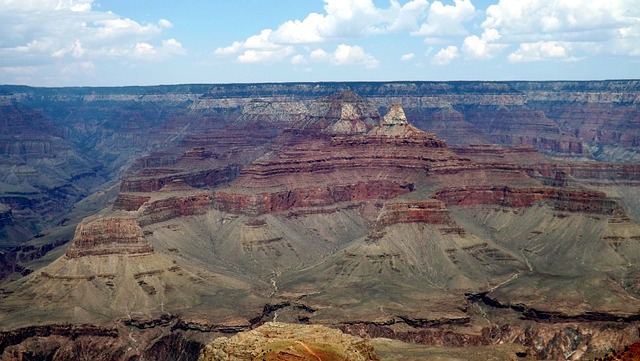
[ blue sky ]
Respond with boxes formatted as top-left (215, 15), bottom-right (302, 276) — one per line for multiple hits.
top-left (1, 0), bottom-right (639, 86)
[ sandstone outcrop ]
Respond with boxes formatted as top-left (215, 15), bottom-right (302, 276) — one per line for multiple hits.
top-left (138, 193), bottom-right (212, 225)
top-left (65, 217), bottom-right (152, 258)
top-left (434, 186), bottom-right (619, 214)
top-left (214, 180), bottom-right (412, 216)
top-left (199, 322), bottom-right (379, 361)
top-left (368, 200), bottom-right (463, 239)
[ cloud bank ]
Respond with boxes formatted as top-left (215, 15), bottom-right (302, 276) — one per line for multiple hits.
top-left (0, 0), bottom-right (184, 84)
top-left (215, 0), bottom-right (639, 69)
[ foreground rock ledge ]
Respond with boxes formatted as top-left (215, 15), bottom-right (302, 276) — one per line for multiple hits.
top-left (199, 322), bottom-right (379, 361)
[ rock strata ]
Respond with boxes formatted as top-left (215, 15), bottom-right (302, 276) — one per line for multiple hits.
top-left (434, 186), bottom-right (619, 214)
top-left (65, 217), bottom-right (152, 258)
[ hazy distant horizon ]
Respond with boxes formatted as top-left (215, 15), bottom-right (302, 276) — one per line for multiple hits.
top-left (1, 0), bottom-right (638, 87)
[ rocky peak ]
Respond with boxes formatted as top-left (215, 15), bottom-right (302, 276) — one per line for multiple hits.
top-left (340, 102), bottom-right (359, 120)
top-left (298, 91), bottom-right (380, 134)
top-left (326, 102), bottom-right (370, 134)
top-left (370, 103), bottom-right (423, 137)
top-left (381, 103), bottom-right (409, 126)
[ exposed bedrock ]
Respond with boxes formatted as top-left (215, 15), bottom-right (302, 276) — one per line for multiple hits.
top-left (119, 166), bottom-right (241, 193)
top-left (111, 193), bottom-right (151, 211)
top-left (530, 162), bottom-right (640, 185)
top-left (433, 186), bottom-right (619, 214)
top-left (341, 320), bottom-right (640, 360)
top-left (138, 194), bottom-right (213, 225)
top-left (65, 217), bottom-right (152, 258)
top-left (200, 322), bottom-right (380, 361)
top-left (214, 180), bottom-right (413, 216)
top-left (368, 200), bottom-right (463, 239)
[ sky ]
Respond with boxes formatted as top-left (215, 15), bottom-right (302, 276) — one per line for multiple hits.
top-left (0, 0), bottom-right (639, 86)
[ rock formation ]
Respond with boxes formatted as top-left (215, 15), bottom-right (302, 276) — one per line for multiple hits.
top-left (1, 83), bottom-right (640, 360)
top-left (199, 322), bottom-right (379, 361)
top-left (65, 217), bottom-right (152, 258)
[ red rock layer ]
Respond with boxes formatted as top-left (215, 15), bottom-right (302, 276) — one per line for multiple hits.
top-left (214, 180), bottom-right (413, 216)
top-left (120, 166), bottom-right (240, 193)
top-left (65, 217), bottom-right (152, 258)
top-left (111, 194), bottom-right (151, 211)
top-left (369, 200), bottom-right (463, 239)
top-left (530, 163), bottom-right (640, 184)
top-left (234, 133), bottom-right (466, 190)
top-left (460, 107), bottom-right (591, 158)
top-left (138, 194), bottom-right (212, 226)
top-left (375, 200), bottom-right (454, 227)
top-left (433, 186), bottom-right (618, 214)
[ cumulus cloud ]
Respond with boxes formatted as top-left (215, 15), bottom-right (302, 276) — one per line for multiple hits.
top-left (481, 0), bottom-right (640, 57)
top-left (412, 0), bottom-right (476, 38)
top-left (483, 0), bottom-right (636, 39)
top-left (299, 44), bottom-right (379, 68)
top-left (400, 53), bottom-right (415, 61)
top-left (214, 0), bottom-right (429, 66)
top-left (462, 28), bottom-right (506, 59)
top-left (291, 54), bottom-right (306, 65)
top-left (310, 48), bottom-right (329, 61)
top-left (432, 45), bottom-right (459, 65)
top-left (0, 0), bottom-right (184, 79)
top-left (507, 41), bottom-right (579, 62)
top-left (238, 47), bottom-right (295, 63)
top-left (331, 44), bottom-right (379, 68)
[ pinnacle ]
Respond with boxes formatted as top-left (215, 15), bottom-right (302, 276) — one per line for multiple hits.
top-left (381, 104), bottom-right (408, 126)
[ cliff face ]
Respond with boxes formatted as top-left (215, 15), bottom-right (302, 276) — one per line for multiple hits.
top-left (1, 81), bottom-right (638, 245)
top-left (1, 83), bottom-right (640, 360)
top-left (65, 217), bottom-right (153, 258)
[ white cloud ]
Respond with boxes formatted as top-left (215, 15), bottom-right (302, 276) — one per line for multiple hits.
top-left (331, 44), bottom-right (379, 68)
top-left (305, 44), bottom-right (379, 68)
top-left (483, 0), bottom-right (637, 39)
top-left (214, 0), bottom-right (430, 66)
top-left (133, 43), bottom-right (156, 58)
top-left (238, 47), bottom-right (295, 63)
top-left (291, 54), bottom-right (306, 64)
top-left (70, 2), bottom-right (92, 12)
top-left (507, 41), bottom-right (578, 62)
top-left (612, 25), bottom-right (640, 56)
top-left (310, 48), bottom-right (329, 60)
top-left (0, 0), bottom-right (183, 72)
top-left (271, 13), bottom-right (327, 44)
top-left (400, 53), bottom-right (415, 61)
top-left (214, 42), bottom-right (242, 56)
top-left (462, 28), bottom-right (506, 59)
top-left (412, 0), bottom-right (476, 38)
top-left (244, 29), bottom-right (280, 50)
top-left (431, 45), bottom-right (458, 65)
top-left (162, 39), bottom-right (186, 55)
top-left (481, 0), bottom-right (640, 57)
top-left (158, 19), bottom-right (173, 29)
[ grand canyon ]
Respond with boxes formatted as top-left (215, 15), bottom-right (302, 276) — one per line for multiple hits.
top-left (1, 81), bottom-right (639, 360)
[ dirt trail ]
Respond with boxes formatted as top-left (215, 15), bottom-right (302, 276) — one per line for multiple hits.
top-left (296, 341), bottom-right (322, 361)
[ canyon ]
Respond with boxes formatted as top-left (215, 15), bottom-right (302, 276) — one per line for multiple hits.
top-left (0, 81), bottom-right (639, 360)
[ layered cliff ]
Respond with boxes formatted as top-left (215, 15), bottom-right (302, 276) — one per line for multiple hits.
top-left (64, 217), bottom-right (152, 258)
top-left (1, 84), bottom-right (640, 360)
top-left (2, 80), bottom-right (638, 246)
